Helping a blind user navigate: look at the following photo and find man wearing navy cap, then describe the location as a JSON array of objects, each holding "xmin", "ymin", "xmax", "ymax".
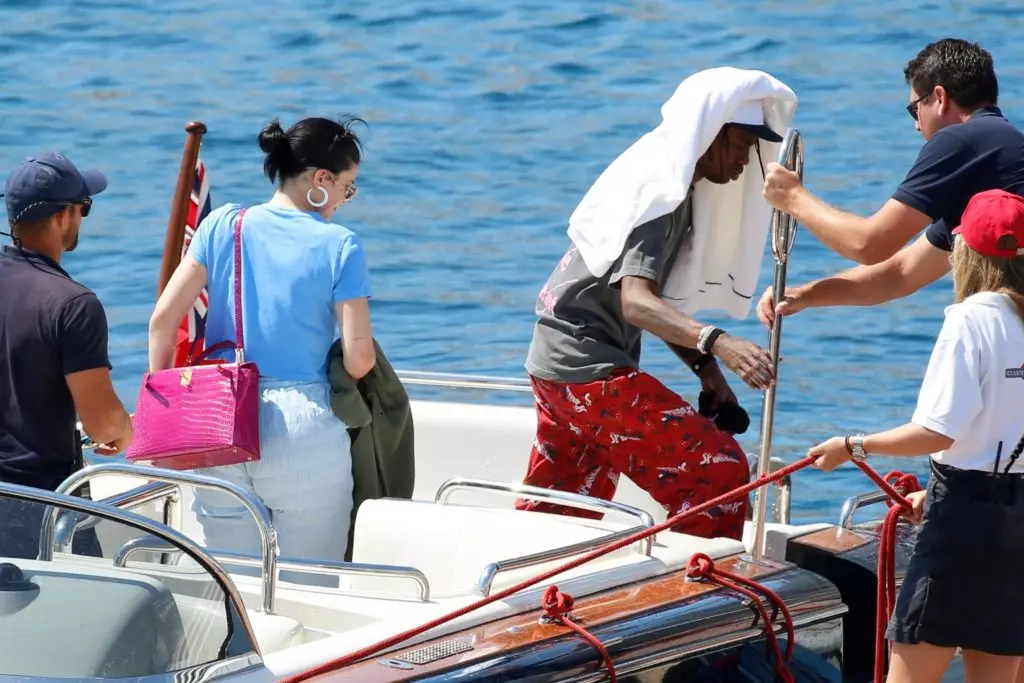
[{"xmin": 0, "ymin": 151, "xmax": 132, "ymax": 558}]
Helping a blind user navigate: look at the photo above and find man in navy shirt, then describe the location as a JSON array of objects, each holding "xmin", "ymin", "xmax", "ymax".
[
  {"xmin": 0, "ymin": 152, "xmax": 133, "ymax": 558},
  {"xmin": 755, "ymin": 38, "xmax": 1024, "ymax": 324}
]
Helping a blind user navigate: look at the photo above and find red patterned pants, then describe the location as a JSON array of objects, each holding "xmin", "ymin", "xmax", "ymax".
[{"xmin": 515, "ymin": 370, "xmax": 750, "ymax": 540}]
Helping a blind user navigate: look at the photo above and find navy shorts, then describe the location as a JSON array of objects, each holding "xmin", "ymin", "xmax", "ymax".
[{"xmin": 886, "ymin": 460, "xmax": 1024, "ymax": 655}]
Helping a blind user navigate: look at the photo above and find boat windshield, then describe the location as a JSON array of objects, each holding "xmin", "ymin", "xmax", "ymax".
[{"xmin": 0, "ymin": 483, "xmax": 259, "ymax": 681}]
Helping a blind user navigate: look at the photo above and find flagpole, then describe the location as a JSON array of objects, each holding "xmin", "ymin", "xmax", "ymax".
[{"xmin": 157, "ymin": 121, "xmax": 207, "ymax": 297}]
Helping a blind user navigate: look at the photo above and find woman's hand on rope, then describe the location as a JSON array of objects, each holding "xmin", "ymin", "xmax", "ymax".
[
  {"xmin": 807, "ymin": 436, "xmax": 852, "ymax": 472},
  {"xmin": 900, "ymin": 490, "xmax": 927, "ymax": 525}
]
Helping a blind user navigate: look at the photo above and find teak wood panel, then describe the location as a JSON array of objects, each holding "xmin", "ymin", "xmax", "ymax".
[
  {"xmin": 793, "ymin": 526, "xmax": 872, "ymax": 554},
  {"xmin": 305, "ymin": 555, "xmax": 783, "ymax": 682}
]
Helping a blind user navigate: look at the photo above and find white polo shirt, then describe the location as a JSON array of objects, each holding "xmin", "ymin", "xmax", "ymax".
[{"xmin": 913, "ymin": 291, "xmax": 1024, "ymax": 473}]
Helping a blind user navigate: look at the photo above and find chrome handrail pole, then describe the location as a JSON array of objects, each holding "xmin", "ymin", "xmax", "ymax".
[{"xmin": 749, "ymin": 129, "xmax": 804, "ymax": 565}]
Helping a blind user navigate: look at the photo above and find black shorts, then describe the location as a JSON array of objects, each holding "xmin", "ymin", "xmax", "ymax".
[{"xmin": 886, "ymin": 460, "xmax": 1024, "ymax": 655}]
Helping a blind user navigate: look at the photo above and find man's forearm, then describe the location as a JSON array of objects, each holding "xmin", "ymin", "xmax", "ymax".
[
  {"xmin": 623, "ymin": 295, "xmax": 706, "ymax": 350},
  {"xmin": 666, "ymin": 343, "xmax": 722, "ymax": 381},
  {"xmin": 86, "ymin": 401, "xmax": 132, "ymax": 445},
  {"xmin": 788, "ymin": 191, "xmax": 873, "ymax": 263},
  {"xmin": 666, "ymin": 343, "xmax": 703, "ymax": 365},
  {"xmin": 796, "ymin": 236, "xmax": 950, "ymax": 310},
  {"xmin": 797, "ymin": 262, "xmax": 904, "ymax": 309}
]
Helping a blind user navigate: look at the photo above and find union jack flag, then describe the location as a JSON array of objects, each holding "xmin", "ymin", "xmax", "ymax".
[{"xmin": 172, "ymin": 157, "xmax": 211, "ymax": 367}]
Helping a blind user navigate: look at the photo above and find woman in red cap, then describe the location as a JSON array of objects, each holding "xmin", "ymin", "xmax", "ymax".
[{"xmin": 808, "ymin": 188, "xmax": 1024, "ymax": 683}]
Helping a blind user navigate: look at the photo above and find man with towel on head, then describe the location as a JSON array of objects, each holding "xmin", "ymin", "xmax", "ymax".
[{"xmin": 517, "ymin": 68, "xmax": 799, "ymax": 541}]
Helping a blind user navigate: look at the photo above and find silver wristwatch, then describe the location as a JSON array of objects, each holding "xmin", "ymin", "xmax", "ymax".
[{"xmin": 848, "ymin": 434, "xmax": 867, "ymax": 462}]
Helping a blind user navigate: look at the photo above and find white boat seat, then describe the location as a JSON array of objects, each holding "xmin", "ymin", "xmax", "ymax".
[
  {"xmin": 350, "ymin": 498, "xmax": 744, "ymax": 598},
  {"xmin": 351, "ymin": 498, "xmax": 643, "ymax": 596},
  {"xmin": 245, "ymin": 609, "xmax": 307, "ymax": 653}
]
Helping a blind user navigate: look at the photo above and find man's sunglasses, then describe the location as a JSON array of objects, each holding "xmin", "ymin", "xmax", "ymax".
[
  {"xmin": 44, "ymin": 197, "xmax": 92, "ymax": 217},
  {"xmin": 906, "ymin": 93, "xmax": 929, "ymax": 122}
]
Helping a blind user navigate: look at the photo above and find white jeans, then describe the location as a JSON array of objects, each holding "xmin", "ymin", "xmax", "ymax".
[{"xmin": 190, "ymin": 379, "xmax": 353, "ymax": 586}]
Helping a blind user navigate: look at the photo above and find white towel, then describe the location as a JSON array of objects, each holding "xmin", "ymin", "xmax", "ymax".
[{"xmin": 566, "ymin": 67, "xmax": 798, "ymax": 319}]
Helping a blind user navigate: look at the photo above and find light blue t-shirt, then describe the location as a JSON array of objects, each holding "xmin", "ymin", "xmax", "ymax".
[{"xmin": 187, "ymin": 202, "xmax": 372, "ymax": 383}]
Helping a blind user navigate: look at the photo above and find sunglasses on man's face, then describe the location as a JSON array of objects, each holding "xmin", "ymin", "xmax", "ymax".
[
  {"xmin": 72, "ymin": 197, "xmax": 92, "ymax": 217},
  {"xmin": 906, "ymin": 94, "xmax": 929, "ymax": 122},
  {"xmin": 46, "ymin": 197, "xmax": 92, "ymax": 217}
]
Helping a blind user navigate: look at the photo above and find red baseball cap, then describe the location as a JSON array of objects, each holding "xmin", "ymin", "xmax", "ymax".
[{"xmin": 953, "ymin": 189, "xmax": 1024, "ymax": 258}]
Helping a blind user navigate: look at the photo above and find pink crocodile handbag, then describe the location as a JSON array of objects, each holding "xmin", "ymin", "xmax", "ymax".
[{"xmin": 125, "ymin": 209, "xmax": 260, "ymax": 470}]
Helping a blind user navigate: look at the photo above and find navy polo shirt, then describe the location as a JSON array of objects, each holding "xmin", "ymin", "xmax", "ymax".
[
  {"xmin": 892, "ymin": 106, "xmax": 1024, "ymax": 251},
  {"xmin": 0, "ymin": 245, "xmax": 111, "ymax": 491}
]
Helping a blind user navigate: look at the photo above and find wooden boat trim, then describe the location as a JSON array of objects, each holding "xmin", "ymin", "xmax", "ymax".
[
  {"xmin": 792, "ymin": 525, "xmax": 873, "ymax": 554},
  {"xmin": 303, "ymin": 553, "xmax": 836, "ymax": 682}
]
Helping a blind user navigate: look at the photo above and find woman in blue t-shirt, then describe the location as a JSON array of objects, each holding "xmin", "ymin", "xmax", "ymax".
[{"xmin": 148, "ymin": 116, "xmax": 376, "ymax": 575}]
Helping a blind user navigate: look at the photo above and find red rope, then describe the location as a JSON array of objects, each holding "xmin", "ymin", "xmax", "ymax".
[
  {"xmin": 278, "ymin": 456, "xmax": 921, "ymax": 683},
  {"xmin": 686, "ymin": 552, "xmax": 796, "ymax": 683},
  {"xmin": 279, "ymin": 454, "xmax": 819, "ymax": 683},
  {"xmin": 541, "ymin": 585, "xmax": 617, "ymax": 683},
  {"xmin": 853, "ymin": 463, "xmax": 921, "ymax": 683}
]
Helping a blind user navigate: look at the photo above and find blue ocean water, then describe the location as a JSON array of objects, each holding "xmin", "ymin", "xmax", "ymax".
[{"xmin": 2, "ymin": 0, "xmax": 1022, "ymax": 530}]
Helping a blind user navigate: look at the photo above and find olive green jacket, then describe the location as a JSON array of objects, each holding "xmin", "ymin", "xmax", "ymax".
[{"xmin": 327, "ymin": 338, "xmax": 415, "ymax": 560}]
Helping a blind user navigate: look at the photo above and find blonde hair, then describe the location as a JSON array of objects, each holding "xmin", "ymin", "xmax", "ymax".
[{"xmin": 952, "ymin": 236, "xmax": 1024, "ymax": 320}]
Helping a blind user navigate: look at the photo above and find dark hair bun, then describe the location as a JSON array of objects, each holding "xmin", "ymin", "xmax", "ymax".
[
  {"xmin": 258, "ymin": 115, "xmax": 366, "ymax": 186},
  {"xmin": 258, "ymin": 119, "xmax": 296, "ymax": 183},
  {"xmin": 257, "ymin": 119, "xmax": 288, "ymax": 154}
]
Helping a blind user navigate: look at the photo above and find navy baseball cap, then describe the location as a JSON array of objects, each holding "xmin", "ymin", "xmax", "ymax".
[
  {"xmin": 2, "ymin": 152, "xmax": 107, "ymax": 225},
  {"xmin": 729, "ymin": 100, "xmax": 784, "ymax": 143}
]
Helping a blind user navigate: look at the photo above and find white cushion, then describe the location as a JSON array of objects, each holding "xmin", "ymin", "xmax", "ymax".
[
  {"xmin": 351, "ymin": 499, "xmax": 640, "ymax": 596},
  {"xmin": 245, "ymin": 610, "xmax": 306, "ymax": 653}
]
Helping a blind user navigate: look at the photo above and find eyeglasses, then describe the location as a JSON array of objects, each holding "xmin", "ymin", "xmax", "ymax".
[
  {"xmin": 43, "ymin": 197, "xmax": 92, "ymax": 217},
  {"xmin": 906, "ymin": 93, "xmax": 930, "ymax": 122},
  {"xmin": 325, "ymin": 172, "xmax": 358, "ymax": 202},
  {"xmin": 72, "ymin": 197, "xmax": 92, "ymax": 217}
]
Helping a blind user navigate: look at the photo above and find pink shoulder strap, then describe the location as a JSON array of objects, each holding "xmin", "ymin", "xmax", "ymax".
[{"xmin": 232, "ymin": 208, "xmax": 247, "ymax": 361}]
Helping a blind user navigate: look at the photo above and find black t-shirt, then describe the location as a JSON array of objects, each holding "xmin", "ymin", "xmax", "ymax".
[
  {"xmin": 892, "ymin": 106, "xmax": 1024, "ymax": 251},
  {"xmin": 0, "ymin": 246, "xmax": 111, "ymax": 490}
]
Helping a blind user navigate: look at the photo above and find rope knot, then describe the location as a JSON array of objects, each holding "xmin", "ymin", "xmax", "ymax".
[
  {"xmin": 685, "ymin": 552, "xmax": 714, "ymax": 580},
  {"xmin": 542, "ymin": 585, "xmax": 575, "ymax": 619},
  {"xmin": 539, "ymin": 585, "xmax": 617, "ymax": 682},
  {"xmin": 884, "ymin": 471, "xmax": 922, "ymax": 510}
]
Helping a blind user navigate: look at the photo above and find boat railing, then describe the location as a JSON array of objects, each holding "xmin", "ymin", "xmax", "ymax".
[
  {"xmin": 749, "ymin": 127, "xmax": 804, "ymax": 565},
  {"xmin": 435, "ymin": 478, "xmax": 656, "ymax": 596},
  {"xmin": 395, "ymin": 370, "xmax": 533, "ymax": 393},
  {"xmin": 47, "ymin": 481, "xmax": 179, "ymax": 555},
  {"xmin": 113, "ymin": 536, "xmax": 432, "ymax": 602},
  {"xmin": 46, "ymin": 462, "xmax": 280, "ymax": 613},
  {"xmin": 49, "ymin": 463, "xmax": 433, "ymax": 607},
  {"xmin": 838, "ymin": 490, "xmax": 891, "ymax": 530}
]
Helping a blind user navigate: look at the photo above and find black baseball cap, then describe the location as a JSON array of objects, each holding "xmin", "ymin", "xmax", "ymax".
[
  {"xmin": 728, "ymin": 100, "xmax": 784, "ymax": 143},
  {"xmin": 2, "ymin": 152, "xmax": 107, "ymax": 225}
]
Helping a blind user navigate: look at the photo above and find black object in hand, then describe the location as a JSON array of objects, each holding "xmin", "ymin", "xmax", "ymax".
[{"xmin": 698, "ymin": 390, "xmax": 751, "ymax": 435}]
